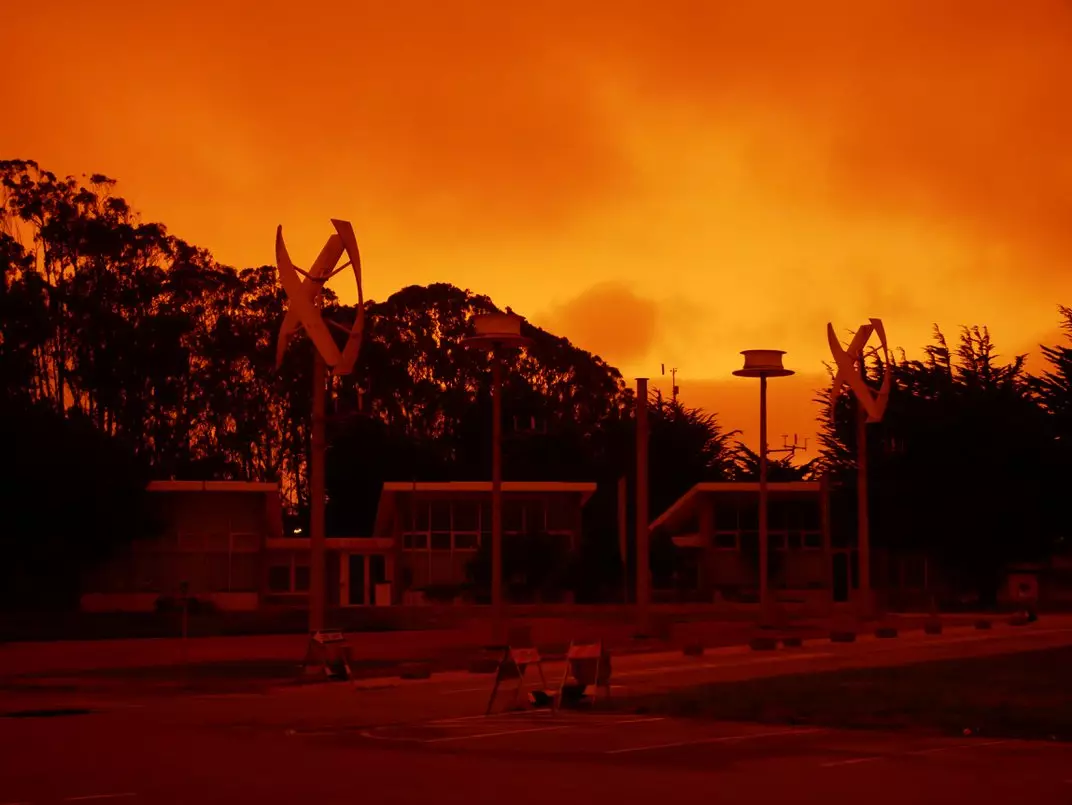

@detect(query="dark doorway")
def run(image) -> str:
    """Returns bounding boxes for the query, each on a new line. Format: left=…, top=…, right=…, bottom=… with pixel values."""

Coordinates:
left=348, top=555, right=365, bottom=606
left=833, top=552, right=850, bottom=602
left=369, top=554, right=386, bottom=586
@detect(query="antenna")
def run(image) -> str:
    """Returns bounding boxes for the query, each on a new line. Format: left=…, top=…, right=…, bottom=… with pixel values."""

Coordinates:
left=661, top=364, right=679, bottom=404
left=767, top=433, right=809, bottom=459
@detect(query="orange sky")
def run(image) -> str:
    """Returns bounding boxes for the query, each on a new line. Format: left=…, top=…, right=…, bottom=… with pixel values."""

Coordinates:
left=5, top=1, right=1072, bottom=456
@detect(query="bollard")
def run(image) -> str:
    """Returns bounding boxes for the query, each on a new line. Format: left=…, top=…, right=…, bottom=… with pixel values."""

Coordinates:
left=875, top=627, right=899, bottom=639
left=781, top=636, right=804, bottom=648
left=830, top=631, right=856, bottom=643
left=749, top=637, right=779, bottom=651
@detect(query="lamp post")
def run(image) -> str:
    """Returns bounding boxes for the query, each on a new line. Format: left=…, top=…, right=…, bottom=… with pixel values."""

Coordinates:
left=462, top=311, right=531, bottom=643
left=733, top=350, right=795, bottom=625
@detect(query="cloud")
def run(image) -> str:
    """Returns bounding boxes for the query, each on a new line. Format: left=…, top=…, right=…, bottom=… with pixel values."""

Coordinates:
left=542, top=282, right=660, bottom=366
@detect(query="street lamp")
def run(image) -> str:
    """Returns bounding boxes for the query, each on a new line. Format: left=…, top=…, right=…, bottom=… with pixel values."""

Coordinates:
left=462, top=311, right=531, bottom=643
left=734, top=349, right=795, bottom=626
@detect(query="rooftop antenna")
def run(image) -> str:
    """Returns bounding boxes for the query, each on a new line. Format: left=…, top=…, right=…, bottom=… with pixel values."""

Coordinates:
left=767, top=433, right=809, bottom=459
left=661, top=364, right=679, bottom=404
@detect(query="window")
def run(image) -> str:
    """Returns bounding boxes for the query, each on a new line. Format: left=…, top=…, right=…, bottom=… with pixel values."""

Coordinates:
left=769, top=505, right=788, bottom=531
left=786, top=532, right=803, bottom=550
left=430, top=501, right=451, bottom=532
left=739, top=503, right=759, bottom=530
left=206, top=531, right=230, bottom=551
left=404, top=501, right=429, bottom=531
left=294, top=565, right=311, bottom=592
left=523, top=500, right=546, bottom=532
left=504, top=501, right=525, bottom=533
left=803, top=532, right=822, bottom=550
left=452, top=502, right=479, bottom=532
left=454, top=533, right=479, bottom=551
left=769, top=532, right=788, bottom=550
left=546, top=497, right=572, bottom=531
left=430, top=532, right=451, bottom=551
left=231, top=532, right=261, bottom=552
left=268, top=565, right=291, bottom=593
left=403, top=533, right=428, bottom=550
left=714, top=532, right=738, bottom=550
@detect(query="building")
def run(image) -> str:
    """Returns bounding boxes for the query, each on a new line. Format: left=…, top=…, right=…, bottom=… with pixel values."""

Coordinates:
left=263, top=481, right=597, bottom=606
left=649, top=481, right=834, bottom=603
left=81, top=481, right=283, bottom=612
left=83, top=479, right=597, bottom=612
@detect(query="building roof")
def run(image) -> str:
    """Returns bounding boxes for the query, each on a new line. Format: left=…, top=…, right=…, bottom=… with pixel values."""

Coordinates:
left=373, top=481, right=597, bottom=537
left=147, top=481, right=279, bottom=493
left=650, top=481, right=821, bottom=533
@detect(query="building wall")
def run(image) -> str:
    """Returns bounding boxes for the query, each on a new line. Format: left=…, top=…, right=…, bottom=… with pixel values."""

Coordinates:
left=393, top=492, right=583, bottom=592
left=83, top=491, right=275, bottom=605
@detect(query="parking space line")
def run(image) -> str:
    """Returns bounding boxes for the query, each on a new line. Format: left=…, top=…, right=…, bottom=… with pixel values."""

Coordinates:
left=606, top=727, right=825, bottom=755
left=821, top=756, right=882, bottom=767
left=424, top=725, right=570, bottom=743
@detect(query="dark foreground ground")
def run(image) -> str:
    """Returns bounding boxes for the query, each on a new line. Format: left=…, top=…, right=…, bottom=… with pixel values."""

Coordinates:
left=3, top=625, right=1072, bottom=804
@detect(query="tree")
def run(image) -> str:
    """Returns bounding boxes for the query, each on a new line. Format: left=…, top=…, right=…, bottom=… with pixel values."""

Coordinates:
left=816, top=324, right=1058, bottom=604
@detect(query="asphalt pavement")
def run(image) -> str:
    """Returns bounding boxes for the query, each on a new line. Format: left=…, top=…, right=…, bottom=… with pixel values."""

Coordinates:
left=3, top=619, right=1072, bottom=804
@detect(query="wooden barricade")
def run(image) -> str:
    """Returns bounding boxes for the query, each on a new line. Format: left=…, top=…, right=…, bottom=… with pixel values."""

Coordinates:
left=554, top=639, right=611, bottom=712
left=486, top=646, right=548, bottom=715
left=301, top=629, right=354, bottom=681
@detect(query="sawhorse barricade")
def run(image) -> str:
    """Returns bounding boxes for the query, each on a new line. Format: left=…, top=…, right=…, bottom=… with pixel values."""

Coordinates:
left=302, top=629, right=354, bottom=681
left=486, top=646, right=548, bottom=715
left=554, top=639, right=611, bottom=712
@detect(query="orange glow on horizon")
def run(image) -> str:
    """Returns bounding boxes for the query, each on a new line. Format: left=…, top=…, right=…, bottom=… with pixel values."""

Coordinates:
left=5, top=0, right=1072, bottom=455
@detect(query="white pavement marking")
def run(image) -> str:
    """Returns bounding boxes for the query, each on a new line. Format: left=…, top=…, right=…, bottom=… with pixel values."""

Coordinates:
left=606, top=727, right=825, bottom=755
left=65, top=795, right=137, bottom=802
left=424, top=725, right=570, bottom=743
left=821, top=756, right=883, bottom=767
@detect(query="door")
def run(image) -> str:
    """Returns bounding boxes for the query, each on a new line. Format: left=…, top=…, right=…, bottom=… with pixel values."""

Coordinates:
left=832, top=552, right=850, bottom=602
left=348, top=554, right=366, bottom=606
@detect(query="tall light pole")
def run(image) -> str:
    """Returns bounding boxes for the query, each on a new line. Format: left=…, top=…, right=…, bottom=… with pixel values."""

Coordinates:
left=275, top=220, right=366, bottom=637
left=462, top=311, right=530, bottom=644
left=635, top=377, right=650, bottom=635
left=734, top=350, right=795, bottom=626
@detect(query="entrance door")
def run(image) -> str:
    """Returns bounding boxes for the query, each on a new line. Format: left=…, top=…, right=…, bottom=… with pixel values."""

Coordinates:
left=832, top=552, right=850, bottom=602
left=348, top=554, right=366, bottom=606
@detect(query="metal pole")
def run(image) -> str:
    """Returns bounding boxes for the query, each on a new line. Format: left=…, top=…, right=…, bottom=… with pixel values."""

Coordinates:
left=856, top=396, right=871, bottom=617
left=618, top=475, right=628, bottom=605
left=309, top=350, right=327, bottom=634
left=636, top=378, right=650, bottom=633
left=491, top=349, right=504, bottom=642
left=758, top=374, right=770, bottom=620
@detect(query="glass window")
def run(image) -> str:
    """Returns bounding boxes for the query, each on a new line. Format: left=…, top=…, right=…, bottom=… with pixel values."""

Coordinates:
left=452, top=501, right=479, bottom=532
left=546, top=496, right=572, bottom=531
left=787, top=532, right=803, bottom=550
left=403, top=533, right=428, bottom=550
left=230, top=532, right=261, bottom=552
left=714, top=532, right=738, bottom=549
left=430, top=501, right=451, bottom=531
left=268, top=565, right=291, bottom=593
left=504, top=500, right=525, bottom=533
left=454, top=533, right=479, bottom=551
left=739, top=502, right=759, bottom=530
left=404, top=500, right=429, bottom=531
left=713, top=503, right=736, bottom=531
left=294, top=565, right=310, bottom=592
left=803, top=531, right=822, bottom=550
left=430, top=532, right=451, bottom=551
left=769, top=504, right=788, bottom=531
left=770, top=532, right=787, bottom=550
left=799, top=502, right=821, bottom=531
left=524, top=500, right=546, bottom=532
